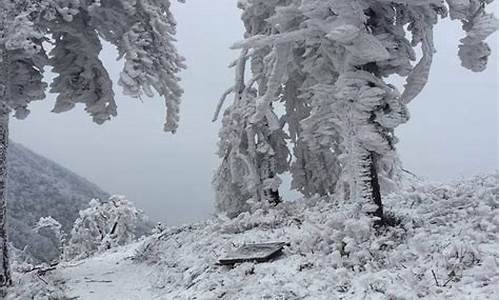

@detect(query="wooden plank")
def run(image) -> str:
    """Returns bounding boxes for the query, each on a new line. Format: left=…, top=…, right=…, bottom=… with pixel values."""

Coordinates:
left=218, top=242, right=288, bottom=265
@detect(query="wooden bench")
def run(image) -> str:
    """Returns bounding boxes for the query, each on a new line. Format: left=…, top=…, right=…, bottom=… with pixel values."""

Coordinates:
left=218, top=242, right=289, bottom=265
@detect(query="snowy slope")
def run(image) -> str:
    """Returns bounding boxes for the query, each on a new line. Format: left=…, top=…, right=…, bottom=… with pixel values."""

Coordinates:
left=61, top=242, right=153, bottom=300
left=9, top=174, right=498, bottom=299
left=7, top=141, right=109, bottom=262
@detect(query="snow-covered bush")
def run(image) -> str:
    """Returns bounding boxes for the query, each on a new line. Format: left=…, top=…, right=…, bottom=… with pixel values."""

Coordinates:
left=133, top=222, right=168, bottom=263
left=5, top=260, right=68, bottom=300
left=64, top=196, right=150, bottom=260
left=20, top=217, right=65, bottom=265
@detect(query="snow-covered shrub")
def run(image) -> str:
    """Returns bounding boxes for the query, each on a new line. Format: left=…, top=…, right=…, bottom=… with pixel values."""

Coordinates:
left=6, top=260, right=68, bottom=300
left=133, top=222, right=168, bottom=263
left=23, top=217, right=64, bottom=264
left=64, top=196, right=150, bottom=260
left=7, top=216, right=66, bottom=265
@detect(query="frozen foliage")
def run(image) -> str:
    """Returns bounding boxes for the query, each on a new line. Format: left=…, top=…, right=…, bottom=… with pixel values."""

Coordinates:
left=31, top=217, right=64, bottom=264
left=7, top=142, right=109, bottom=264
left=213, top=0, right=497, bottom=219
left=213, top=74, right=289, bottom=217
left=17, top=174, right=496, bottom=299
left=213, top=2, right=295, bottom=215
left=0, top=0, right=185, bottom=131
left=6, top=261, right=69, bottom=300
left=451, top=0, right=498, bottom=72
left=49, top=15, right=117, bottom=125
left=64, top=196, right=150, bottom=260
left=87, top=0, right=186, bottom=132
left=0, top=1, right=47, bottom=120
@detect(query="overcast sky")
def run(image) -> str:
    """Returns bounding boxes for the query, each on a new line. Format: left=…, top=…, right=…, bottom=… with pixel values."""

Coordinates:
left=11, top=1, right=499, bottom=225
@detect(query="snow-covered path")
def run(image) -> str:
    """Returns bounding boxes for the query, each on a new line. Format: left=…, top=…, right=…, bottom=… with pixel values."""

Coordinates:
left=59, top=242, right=155, bottom=300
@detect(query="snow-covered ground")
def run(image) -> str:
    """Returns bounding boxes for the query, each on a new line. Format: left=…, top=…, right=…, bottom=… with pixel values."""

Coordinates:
left=60, top=243, right=152, bottom=300
left=8, top=174, right=499, bottom=299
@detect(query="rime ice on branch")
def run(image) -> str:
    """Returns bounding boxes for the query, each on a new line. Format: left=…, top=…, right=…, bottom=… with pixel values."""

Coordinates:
left=1, top=0, right=184, bottom=131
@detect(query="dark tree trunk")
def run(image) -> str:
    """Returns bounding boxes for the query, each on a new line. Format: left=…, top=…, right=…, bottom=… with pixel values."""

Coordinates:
left=264, top=180, right=281, bottom=205
left=368, top=152, right=384, bottom=223
left=261, top=156, right=281, bottom=206
left=0, top=105, right=11, bottom=290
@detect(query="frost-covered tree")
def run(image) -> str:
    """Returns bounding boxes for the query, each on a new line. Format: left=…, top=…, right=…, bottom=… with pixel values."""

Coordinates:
left=31, top=217, right=64, bottom=264
left=64, top=196, right=150, bottom=260
left=213, top=2, right=291, bottom=217
left=215, top=0, right=497, bottom=220
left=0, top=0, right=184, bottom=288
left=212, top=51, right=290, bottom=217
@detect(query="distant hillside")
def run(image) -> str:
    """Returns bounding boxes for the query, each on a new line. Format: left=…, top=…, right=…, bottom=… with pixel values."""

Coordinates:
left=7, top=141, right=109, bottom=262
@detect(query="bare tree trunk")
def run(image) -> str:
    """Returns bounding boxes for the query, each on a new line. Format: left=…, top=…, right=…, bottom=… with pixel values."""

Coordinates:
left=368, top=152, right=383, bottom=223
left=266, top=186, right=281, bottom=205
left=264, top=174, right=281, bottom=206
left=260, top=154, right=281, bottom=206
left=0, top=105, right=11, bottom=290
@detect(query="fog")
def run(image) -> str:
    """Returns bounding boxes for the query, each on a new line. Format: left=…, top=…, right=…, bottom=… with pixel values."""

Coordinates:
left=11, top=1, right=498, bottom=225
